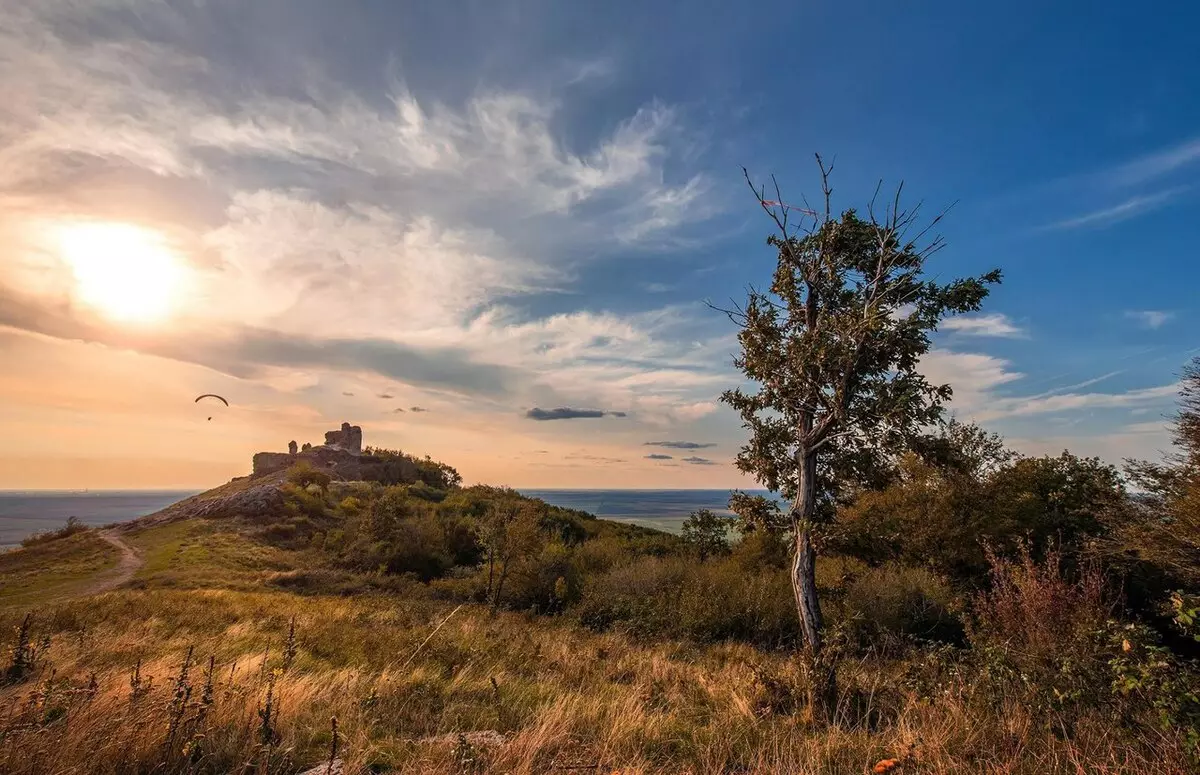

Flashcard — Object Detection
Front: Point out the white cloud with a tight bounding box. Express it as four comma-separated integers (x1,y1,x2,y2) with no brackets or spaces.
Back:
1124,309,1175,330
974,383,1179,423
941,313,1025,338
920,350,1024,414
1107,136,1200,186
1041,188,1185,231
0,0,732,435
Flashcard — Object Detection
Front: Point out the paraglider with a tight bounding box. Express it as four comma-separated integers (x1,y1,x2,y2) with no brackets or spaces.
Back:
195,394,229,421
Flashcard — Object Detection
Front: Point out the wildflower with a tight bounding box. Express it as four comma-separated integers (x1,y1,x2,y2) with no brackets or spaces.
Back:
873,759,900,773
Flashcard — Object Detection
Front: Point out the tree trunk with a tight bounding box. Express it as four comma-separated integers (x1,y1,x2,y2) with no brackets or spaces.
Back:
792,444,837,718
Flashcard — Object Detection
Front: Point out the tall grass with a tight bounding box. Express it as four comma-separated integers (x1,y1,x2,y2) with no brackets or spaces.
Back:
0,585,1193,774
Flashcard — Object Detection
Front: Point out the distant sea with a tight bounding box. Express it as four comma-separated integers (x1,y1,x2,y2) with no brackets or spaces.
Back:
0,488,769,548
519,489,770,534
0,491,200,548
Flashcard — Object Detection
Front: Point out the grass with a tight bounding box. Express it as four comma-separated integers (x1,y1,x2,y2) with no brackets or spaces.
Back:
125,519,299,589
0,529,119,605
0,504,1194,773
0,587,1190,774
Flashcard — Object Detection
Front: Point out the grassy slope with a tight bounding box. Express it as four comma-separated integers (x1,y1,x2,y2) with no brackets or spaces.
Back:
0,502,1190,773
0,530,119,605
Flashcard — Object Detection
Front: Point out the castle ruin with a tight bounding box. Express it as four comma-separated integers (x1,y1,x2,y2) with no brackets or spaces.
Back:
252,422,364,477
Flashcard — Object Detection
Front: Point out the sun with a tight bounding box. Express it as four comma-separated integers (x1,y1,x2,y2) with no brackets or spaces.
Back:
56,222,185,323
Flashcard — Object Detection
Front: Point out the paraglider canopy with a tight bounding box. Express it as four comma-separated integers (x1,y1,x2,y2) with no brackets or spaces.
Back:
195,394,229,421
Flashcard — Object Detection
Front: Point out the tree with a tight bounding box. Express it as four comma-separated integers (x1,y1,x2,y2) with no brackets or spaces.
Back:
719,158,1000,711
479,499,545,610
681,509,735,560
1122,357,1200,592
835,445,1126,582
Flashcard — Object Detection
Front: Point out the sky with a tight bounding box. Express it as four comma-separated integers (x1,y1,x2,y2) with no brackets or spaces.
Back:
0,0,1197,489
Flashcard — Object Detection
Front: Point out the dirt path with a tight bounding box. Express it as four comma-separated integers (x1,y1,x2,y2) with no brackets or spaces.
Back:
86,530,143,595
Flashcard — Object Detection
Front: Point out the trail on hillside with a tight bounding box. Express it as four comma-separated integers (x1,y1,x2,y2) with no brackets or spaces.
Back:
86,530,143,595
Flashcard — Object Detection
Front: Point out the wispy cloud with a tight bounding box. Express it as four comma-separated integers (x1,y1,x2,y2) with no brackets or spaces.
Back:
644,440,716,449
645,453,673,460
1107,136,1200,186
941,313,1025,338
525,407,628,421
681,456,716,465
975,383,1179,422
1125,310,1175,330
1041,188,1186,231
409,406,429,413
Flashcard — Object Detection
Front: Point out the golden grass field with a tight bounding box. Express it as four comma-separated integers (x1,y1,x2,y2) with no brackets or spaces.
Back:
0,515,1193,774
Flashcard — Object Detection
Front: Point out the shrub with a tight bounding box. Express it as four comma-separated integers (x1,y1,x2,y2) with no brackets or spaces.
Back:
730,530,790,571
366,486,429,540
841,564,964,648
406,481,447,502
680,509,735,560
574,556,798,647
286,462,331,493
281,484,328,521
963,546,1200,754
21,516,88,548
966,545,1122,719
834,449,1129,585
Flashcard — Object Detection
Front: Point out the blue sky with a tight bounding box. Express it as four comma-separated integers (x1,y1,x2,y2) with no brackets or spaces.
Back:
0,0,1196,488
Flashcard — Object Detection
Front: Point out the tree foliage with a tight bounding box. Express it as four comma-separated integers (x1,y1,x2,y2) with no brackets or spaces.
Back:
719,157,1000,706
681,509,736,561
1120,357,1200,593
721,163,1001,519
835,436,1128,582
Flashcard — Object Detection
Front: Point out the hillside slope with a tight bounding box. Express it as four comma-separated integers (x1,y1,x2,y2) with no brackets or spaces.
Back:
0,458,1196,774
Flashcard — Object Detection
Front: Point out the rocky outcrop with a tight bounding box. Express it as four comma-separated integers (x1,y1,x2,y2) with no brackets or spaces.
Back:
324,422,363,455
124,474,287,529
288,440,298,455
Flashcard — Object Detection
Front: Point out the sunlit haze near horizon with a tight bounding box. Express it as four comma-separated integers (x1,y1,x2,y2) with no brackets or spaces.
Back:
1,1,1197,490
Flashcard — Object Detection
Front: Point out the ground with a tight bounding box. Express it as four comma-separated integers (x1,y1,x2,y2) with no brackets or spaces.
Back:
0,510,1191,774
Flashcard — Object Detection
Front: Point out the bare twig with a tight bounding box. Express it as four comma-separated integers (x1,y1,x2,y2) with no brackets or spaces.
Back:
395,604,464,671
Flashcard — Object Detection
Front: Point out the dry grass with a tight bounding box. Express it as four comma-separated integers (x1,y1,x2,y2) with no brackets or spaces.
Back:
0,587,1191,774
0,514,1193,773
0,530,119,605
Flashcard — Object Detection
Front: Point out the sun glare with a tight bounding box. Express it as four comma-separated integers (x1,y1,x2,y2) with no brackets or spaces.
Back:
57,222,185,323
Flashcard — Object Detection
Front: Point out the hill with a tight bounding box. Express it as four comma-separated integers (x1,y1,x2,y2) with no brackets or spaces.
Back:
1,432,1198,773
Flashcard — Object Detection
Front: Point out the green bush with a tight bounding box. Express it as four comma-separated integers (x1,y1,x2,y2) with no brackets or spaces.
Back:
286,461,331,492
574,556,798,647
840,564,964,648
282,484,328,520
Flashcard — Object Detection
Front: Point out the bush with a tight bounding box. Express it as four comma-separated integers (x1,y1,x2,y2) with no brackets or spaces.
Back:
574,556,798,647
286,462,331,492
21,516,88,548
366,486,430,540
680,509,735,560
841,564,964,648
964,545,1200,753
834,450,1128,584
282,484,328,521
